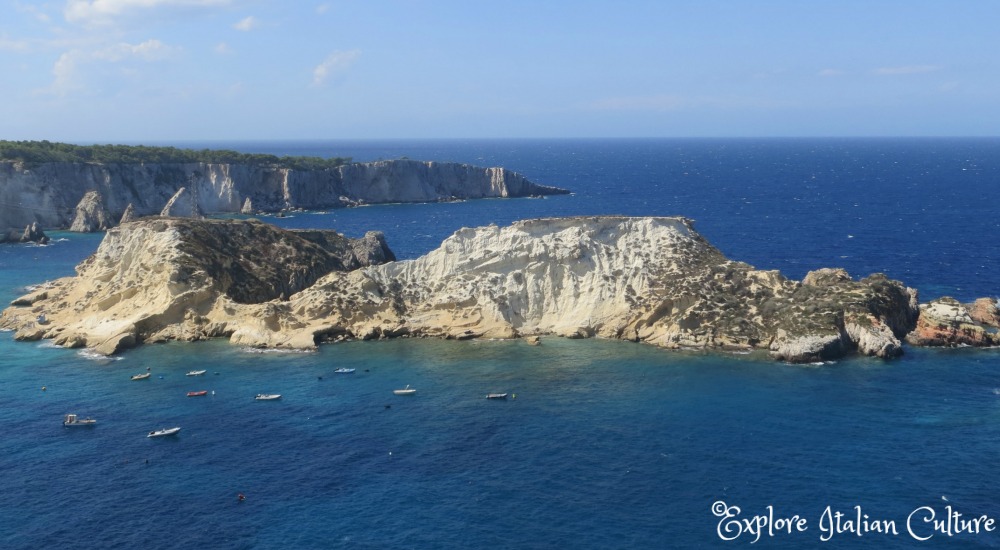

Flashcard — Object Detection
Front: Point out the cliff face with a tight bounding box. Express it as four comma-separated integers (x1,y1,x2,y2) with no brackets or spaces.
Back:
0,159,567,233
2,216,922,362
1,218,393,354
904,297,1000,347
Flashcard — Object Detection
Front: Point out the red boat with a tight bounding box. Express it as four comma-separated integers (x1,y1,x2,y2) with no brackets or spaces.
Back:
187,390,208,397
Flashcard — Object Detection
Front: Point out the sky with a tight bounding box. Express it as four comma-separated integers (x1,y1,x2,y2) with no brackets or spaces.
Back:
1,0,998,141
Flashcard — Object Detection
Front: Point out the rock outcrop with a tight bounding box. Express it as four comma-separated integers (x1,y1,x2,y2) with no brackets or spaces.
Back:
2,216,922,362
905,297,1000,347
119,203,136,224
160,187,201,218
1,218,394,354
1,222,48,244
70,190,113,232
0,159,568,236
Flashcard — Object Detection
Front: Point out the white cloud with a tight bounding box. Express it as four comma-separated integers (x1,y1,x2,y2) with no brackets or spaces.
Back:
312,49,361,87
214,42,232,54
99,38,172,61
43,39,176,95
64,0,232,27
15,3,53,23
872,65,942,76
0,35,31,52
233,15,257,31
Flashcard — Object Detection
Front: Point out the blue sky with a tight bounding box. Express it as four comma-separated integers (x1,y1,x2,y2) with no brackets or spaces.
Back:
1,0,997,141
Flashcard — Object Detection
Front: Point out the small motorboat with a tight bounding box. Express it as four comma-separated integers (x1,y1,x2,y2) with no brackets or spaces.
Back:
333,368,356,374
63,414,97,427
130,372,151,381
186,370,207,376
393,385,416,396
486,393,508,400
147,427,181,438
255,394,281,400
186,390,208,397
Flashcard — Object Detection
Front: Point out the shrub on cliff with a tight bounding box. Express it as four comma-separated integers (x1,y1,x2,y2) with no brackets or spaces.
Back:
0,140,351,169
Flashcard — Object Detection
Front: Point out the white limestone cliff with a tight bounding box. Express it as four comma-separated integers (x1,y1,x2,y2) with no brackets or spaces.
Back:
2,216,920,363
0,159,568,234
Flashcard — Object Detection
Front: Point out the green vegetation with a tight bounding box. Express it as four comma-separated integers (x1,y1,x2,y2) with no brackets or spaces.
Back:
0,140,351,169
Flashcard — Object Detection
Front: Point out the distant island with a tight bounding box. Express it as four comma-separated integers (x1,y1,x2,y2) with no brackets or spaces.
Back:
3,216,996,362
0,140,569,242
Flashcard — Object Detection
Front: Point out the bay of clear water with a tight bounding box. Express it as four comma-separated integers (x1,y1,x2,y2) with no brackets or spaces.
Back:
2,138,999,548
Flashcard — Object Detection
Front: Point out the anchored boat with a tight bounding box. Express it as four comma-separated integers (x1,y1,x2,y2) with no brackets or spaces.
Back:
63,414,97,427
255,394,281,400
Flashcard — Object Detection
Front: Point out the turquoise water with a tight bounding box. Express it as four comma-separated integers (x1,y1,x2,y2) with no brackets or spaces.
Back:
3,139,1000,548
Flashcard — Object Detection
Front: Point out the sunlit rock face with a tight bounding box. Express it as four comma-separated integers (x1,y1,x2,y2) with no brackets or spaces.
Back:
3,216,924,362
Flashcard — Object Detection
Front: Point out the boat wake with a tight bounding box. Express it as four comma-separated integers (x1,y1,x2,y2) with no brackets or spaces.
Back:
76,349,122,362
240,346,314,355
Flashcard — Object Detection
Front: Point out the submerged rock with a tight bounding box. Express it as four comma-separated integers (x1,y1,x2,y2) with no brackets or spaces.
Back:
2,216,925,363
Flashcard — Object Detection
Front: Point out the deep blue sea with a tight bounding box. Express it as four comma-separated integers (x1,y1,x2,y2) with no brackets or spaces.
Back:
2,138,999,548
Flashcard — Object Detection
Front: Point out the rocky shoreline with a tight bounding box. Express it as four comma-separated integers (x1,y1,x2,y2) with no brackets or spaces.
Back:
3,216,996,363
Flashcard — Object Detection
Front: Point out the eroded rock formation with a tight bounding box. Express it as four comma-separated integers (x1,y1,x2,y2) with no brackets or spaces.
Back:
905,297,1000,347
1,218,393,354
70,190,112,232
1,222,48,244
2,216,927,363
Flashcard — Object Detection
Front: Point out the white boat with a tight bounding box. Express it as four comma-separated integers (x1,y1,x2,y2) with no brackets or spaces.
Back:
255,394,281,400
333,368,356,374
393,385,416,396
147,427,181,438
486,393,508,399
63,414,97,427
130,372,151,381
186,370,207,376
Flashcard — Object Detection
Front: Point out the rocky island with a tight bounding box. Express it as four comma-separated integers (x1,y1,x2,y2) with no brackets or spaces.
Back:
0,141,568,242
4,215,995,362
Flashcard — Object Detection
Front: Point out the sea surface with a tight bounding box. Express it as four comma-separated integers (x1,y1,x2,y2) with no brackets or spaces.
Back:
2,138,999,548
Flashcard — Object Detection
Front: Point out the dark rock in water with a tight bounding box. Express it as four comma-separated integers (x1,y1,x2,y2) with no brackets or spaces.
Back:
1,222,49,244
22,222,48,244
